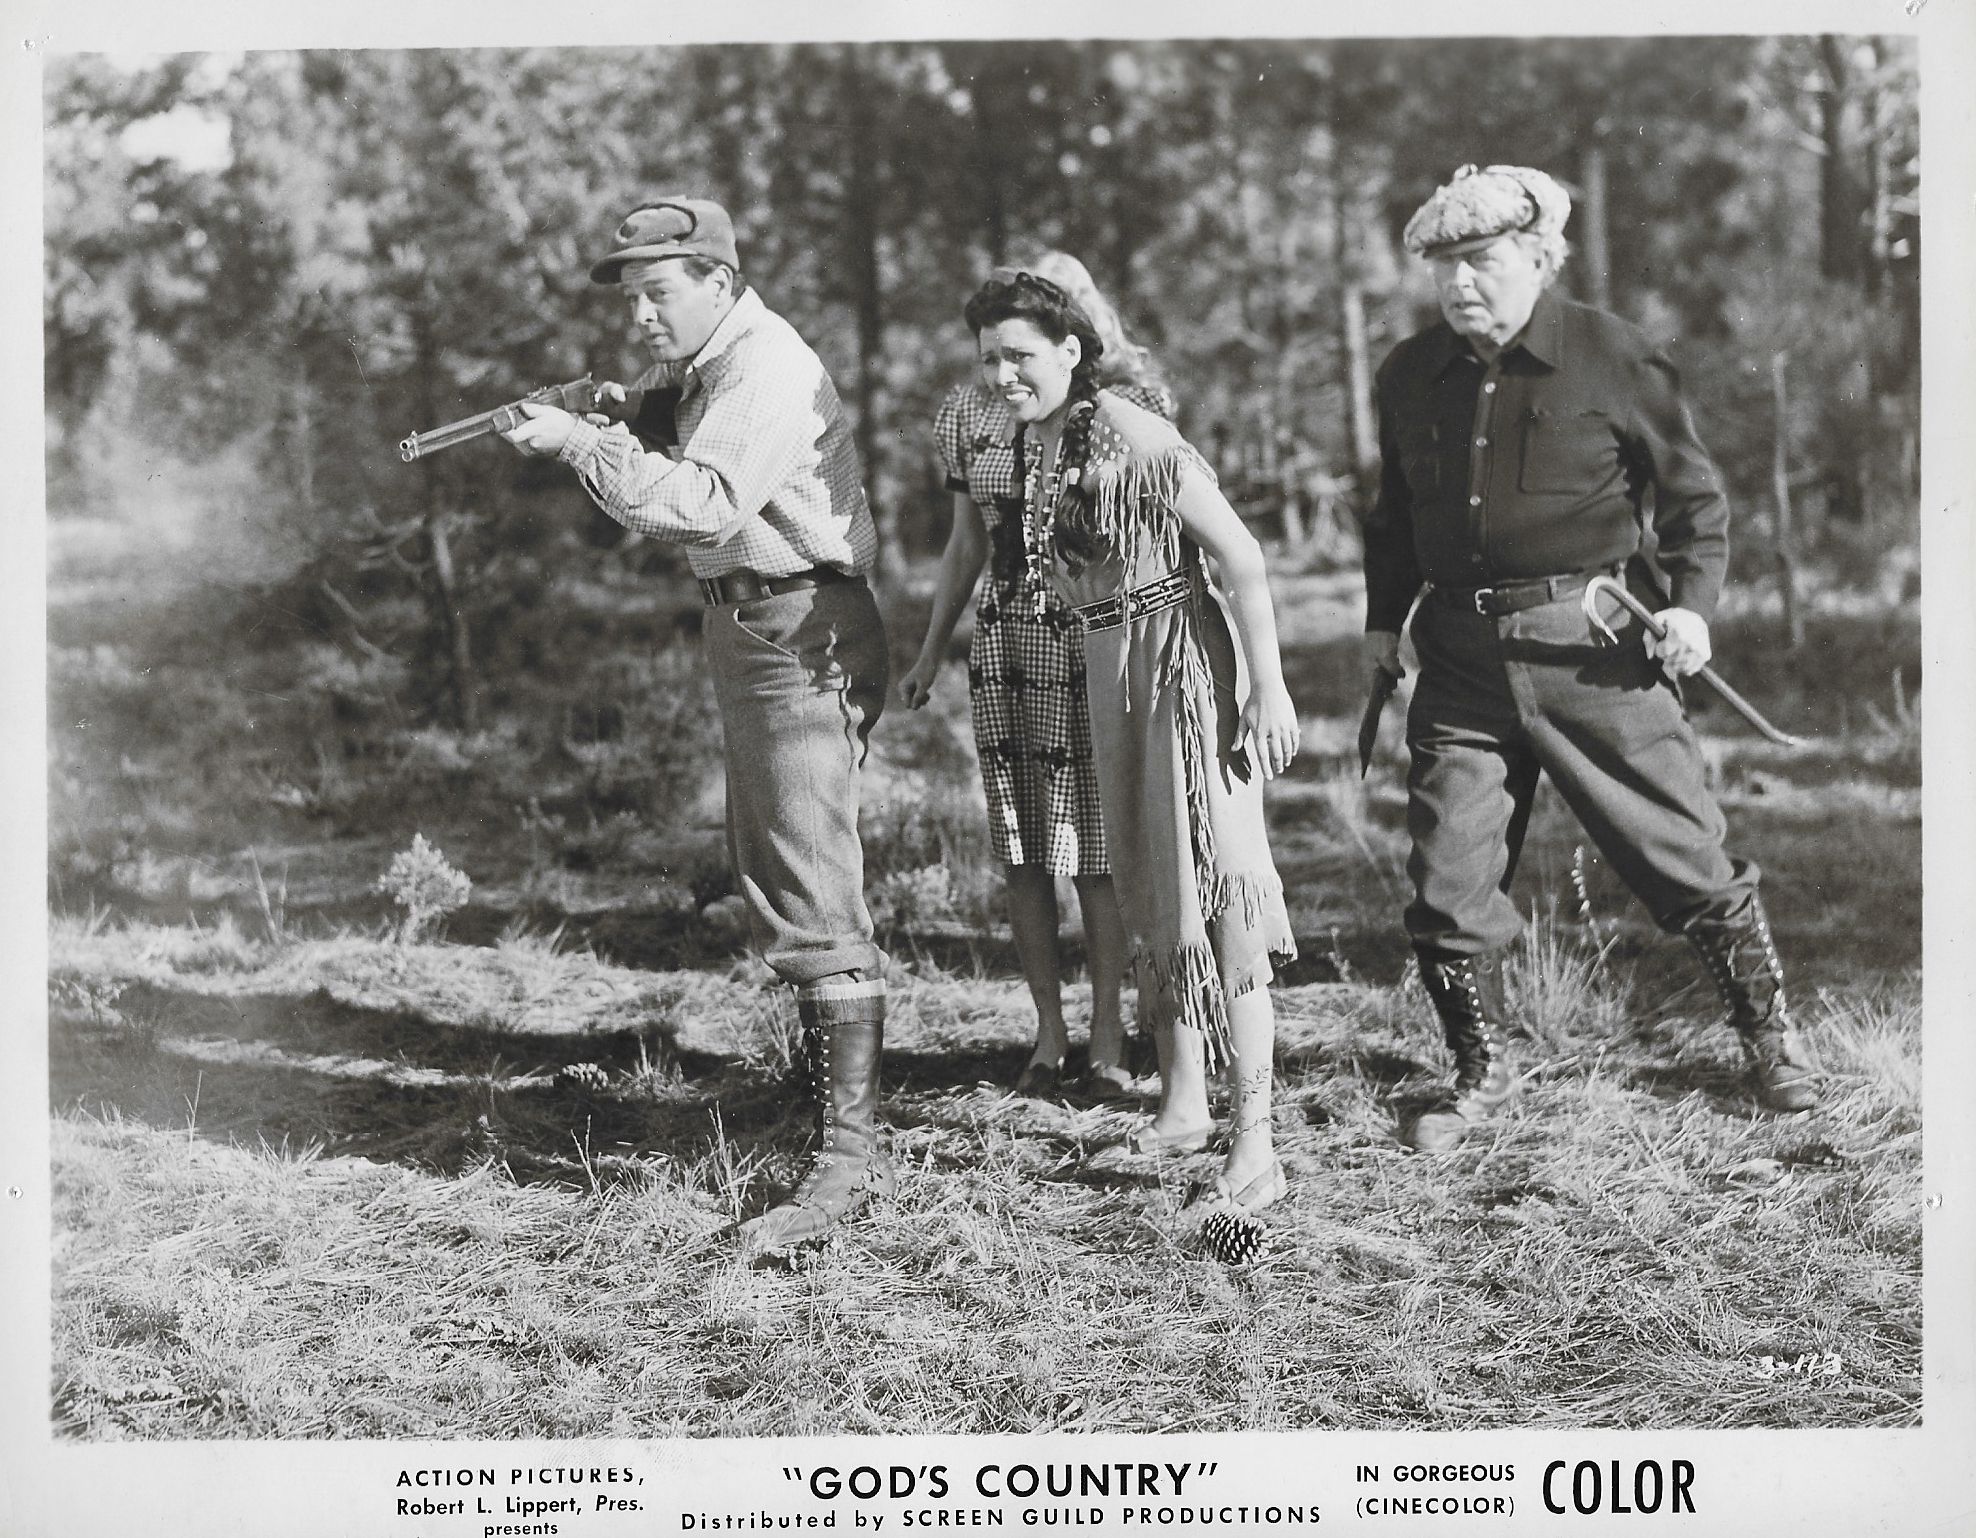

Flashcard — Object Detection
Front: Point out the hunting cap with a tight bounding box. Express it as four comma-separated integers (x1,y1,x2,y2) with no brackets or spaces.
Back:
590,198,739,283
1402,164,1571,258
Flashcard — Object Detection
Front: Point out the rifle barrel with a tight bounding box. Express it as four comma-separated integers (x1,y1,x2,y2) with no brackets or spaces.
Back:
397,376,600,462
399,408,506,462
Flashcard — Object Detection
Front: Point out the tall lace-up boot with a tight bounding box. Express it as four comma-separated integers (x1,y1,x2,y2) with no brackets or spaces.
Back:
1404,950,1518,1153
739,977,895,1257
1686,895,1819,1113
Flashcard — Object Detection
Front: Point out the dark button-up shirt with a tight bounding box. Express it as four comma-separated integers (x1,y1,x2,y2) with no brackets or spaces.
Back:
1363,289,1731,633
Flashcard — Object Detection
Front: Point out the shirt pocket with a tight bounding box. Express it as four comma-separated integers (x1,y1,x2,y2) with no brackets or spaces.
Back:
1518,406,1614,494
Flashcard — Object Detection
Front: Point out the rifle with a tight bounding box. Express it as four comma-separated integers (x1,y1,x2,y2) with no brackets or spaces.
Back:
397,374,648,462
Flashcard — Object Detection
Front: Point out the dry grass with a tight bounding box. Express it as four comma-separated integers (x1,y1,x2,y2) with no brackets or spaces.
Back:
44,559,1923,1438
47,900,1920,1438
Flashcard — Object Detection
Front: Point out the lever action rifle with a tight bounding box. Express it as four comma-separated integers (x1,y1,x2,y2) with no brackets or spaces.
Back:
397,374,650,462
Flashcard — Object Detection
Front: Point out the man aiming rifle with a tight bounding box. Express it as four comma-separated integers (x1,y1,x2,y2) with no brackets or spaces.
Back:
497,197,894,1257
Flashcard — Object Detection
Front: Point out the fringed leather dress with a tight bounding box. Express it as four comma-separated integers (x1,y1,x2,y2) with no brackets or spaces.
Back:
1035,391,1297,1064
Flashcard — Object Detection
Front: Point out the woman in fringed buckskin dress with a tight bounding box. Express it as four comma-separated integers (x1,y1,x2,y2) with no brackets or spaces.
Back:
900,253,1176,1102
959,272,1302,1230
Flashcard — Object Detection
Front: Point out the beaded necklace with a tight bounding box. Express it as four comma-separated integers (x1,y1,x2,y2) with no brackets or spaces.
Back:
1017,407,1086,611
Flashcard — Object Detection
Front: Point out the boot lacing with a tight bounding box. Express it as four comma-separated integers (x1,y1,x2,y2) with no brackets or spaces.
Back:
796,1029,839,1195
1696,910,1787,1026
1425,959,1503,1089
787,1027,886,1212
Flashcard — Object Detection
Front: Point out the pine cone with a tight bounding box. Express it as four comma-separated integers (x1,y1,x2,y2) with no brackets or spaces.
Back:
1201,1209,1267,1266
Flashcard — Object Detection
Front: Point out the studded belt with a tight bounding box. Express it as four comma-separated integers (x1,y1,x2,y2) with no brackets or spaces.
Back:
1072,569,1194,633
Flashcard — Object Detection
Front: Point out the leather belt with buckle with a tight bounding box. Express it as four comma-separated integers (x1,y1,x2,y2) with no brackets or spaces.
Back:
698,565,860,607
1073,569,1193,633
1431,567,1616,619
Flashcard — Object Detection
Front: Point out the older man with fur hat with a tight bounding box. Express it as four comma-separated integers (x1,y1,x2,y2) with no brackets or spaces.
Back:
501,199,894,1255
1361,164,1817,1153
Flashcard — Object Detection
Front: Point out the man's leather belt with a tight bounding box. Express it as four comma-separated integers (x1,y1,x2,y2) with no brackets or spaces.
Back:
1431,567,1616,618
698,565,860,606
1073,569,1193,632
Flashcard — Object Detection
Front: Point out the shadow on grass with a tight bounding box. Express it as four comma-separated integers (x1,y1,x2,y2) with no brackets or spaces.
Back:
888,923,1420,991
50,986,1197,1195
1284,1041,1427,1088
50,984,777,1188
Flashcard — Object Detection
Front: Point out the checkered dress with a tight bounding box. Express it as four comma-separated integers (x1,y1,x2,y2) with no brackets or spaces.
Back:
934,379,1175,875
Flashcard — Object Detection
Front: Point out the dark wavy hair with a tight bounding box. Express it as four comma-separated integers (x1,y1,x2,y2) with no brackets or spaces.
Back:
1007,249,1168,396
962,271,1110,573
962,271,1106,399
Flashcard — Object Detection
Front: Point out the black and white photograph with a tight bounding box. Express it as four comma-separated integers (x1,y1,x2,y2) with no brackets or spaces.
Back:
4,2,1972,1533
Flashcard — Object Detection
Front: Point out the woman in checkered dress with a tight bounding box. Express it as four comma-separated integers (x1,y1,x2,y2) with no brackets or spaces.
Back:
962,270,1300,1244
899,252,1174,1098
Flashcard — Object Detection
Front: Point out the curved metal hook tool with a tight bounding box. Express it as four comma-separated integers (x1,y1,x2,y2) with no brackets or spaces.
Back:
1581,575,1807,748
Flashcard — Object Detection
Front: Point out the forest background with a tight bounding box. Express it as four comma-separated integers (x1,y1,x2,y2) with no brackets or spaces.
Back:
31,33,1936,1443
46,34,1919,707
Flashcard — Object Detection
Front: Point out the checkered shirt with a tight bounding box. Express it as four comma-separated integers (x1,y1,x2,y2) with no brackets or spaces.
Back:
558,287,877,579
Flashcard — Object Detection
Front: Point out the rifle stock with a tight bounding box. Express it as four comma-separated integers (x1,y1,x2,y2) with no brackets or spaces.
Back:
397,375,643,462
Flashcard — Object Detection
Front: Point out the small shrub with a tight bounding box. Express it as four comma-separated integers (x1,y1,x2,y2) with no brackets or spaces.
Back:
548,647,726,826
50,974,127,1024
390,727,489,777
51,974,160,1058
267,741,361,821
1505,898,1632,1056
870,863,960,932
677,851,736,908
175,911,261,973
556,810,648,872
1858,667,1921,779
517,797,568,872
861,783,991,881
293,643,409,715
376,833,472,944
106,849,236,904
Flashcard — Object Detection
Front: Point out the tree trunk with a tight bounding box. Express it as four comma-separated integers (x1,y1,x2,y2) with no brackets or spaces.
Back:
1280,486,1307,547
970,58,1009,263
1770,351,1804,651
292,370,316,518
1817,36,1866,286
1225,80,1262,345
1341,280,1377,484
1862,38,1889,299
1579,138,1613,311
841,50,901,584
410,284,479,730
426,509,480,730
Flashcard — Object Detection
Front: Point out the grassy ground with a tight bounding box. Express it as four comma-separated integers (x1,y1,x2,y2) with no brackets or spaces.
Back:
44,525,1923,1438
